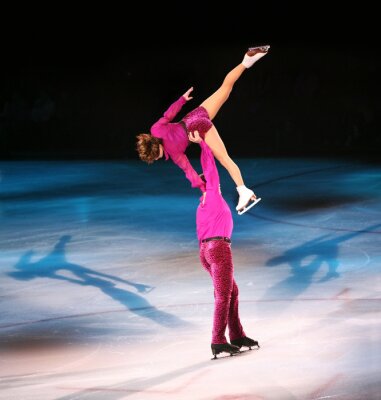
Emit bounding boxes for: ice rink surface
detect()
[1,157,380,399]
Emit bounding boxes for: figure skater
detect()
[136,45,269,214]
[189,130,260,359]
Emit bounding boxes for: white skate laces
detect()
[242,51,267,68]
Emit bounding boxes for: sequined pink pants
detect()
[200,240,246,344]
[182,106,213,139]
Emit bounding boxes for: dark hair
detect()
[136,133,162,164]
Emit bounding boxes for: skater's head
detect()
[136,134,163,164]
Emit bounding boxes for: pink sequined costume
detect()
[182,106,213,139]
[197,140,246,344]
[151,96,214,193]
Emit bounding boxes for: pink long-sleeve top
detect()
[196,140,233,243]
[150,96,206,193]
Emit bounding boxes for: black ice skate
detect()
[211,343,240,360]
[231,336,260,350]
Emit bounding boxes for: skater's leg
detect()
[194,49,267,212]
[204,126,256,211]
[228,279,246,342]
[199,244,212,276]
[204,240,234,344]
[204,125,245,187]
[205,126,256,212]
[200,243,225,344]
[200,47,268,120]
[200,63,246,121]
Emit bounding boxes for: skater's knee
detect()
[231,284,239,298]
[215,298,231,308]
[221,80,234,95]
[217,153,233,168]
[215,286,233,302]
[215,291,232,303]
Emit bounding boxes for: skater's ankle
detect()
[237,185,252,194]
[242,49,268,69]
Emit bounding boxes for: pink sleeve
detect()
[200,140,220,192]
[151,96,187,138]
[172,152,206,193]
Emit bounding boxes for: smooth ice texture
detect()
[1,158,380,399]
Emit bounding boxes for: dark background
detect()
[1,3,380,161]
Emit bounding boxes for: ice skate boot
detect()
[236,185,261,215]
[211,343,240,359]
[231,336,260,350]
[242,45,269,68]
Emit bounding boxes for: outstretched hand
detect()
[183,87,193,101]
[188,130,203,143]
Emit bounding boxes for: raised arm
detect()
[151,88,193,137]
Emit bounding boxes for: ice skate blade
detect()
[249,45,270,52]
[238,197,261,215]
[211,348,258,360]
[211,351,241,360]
